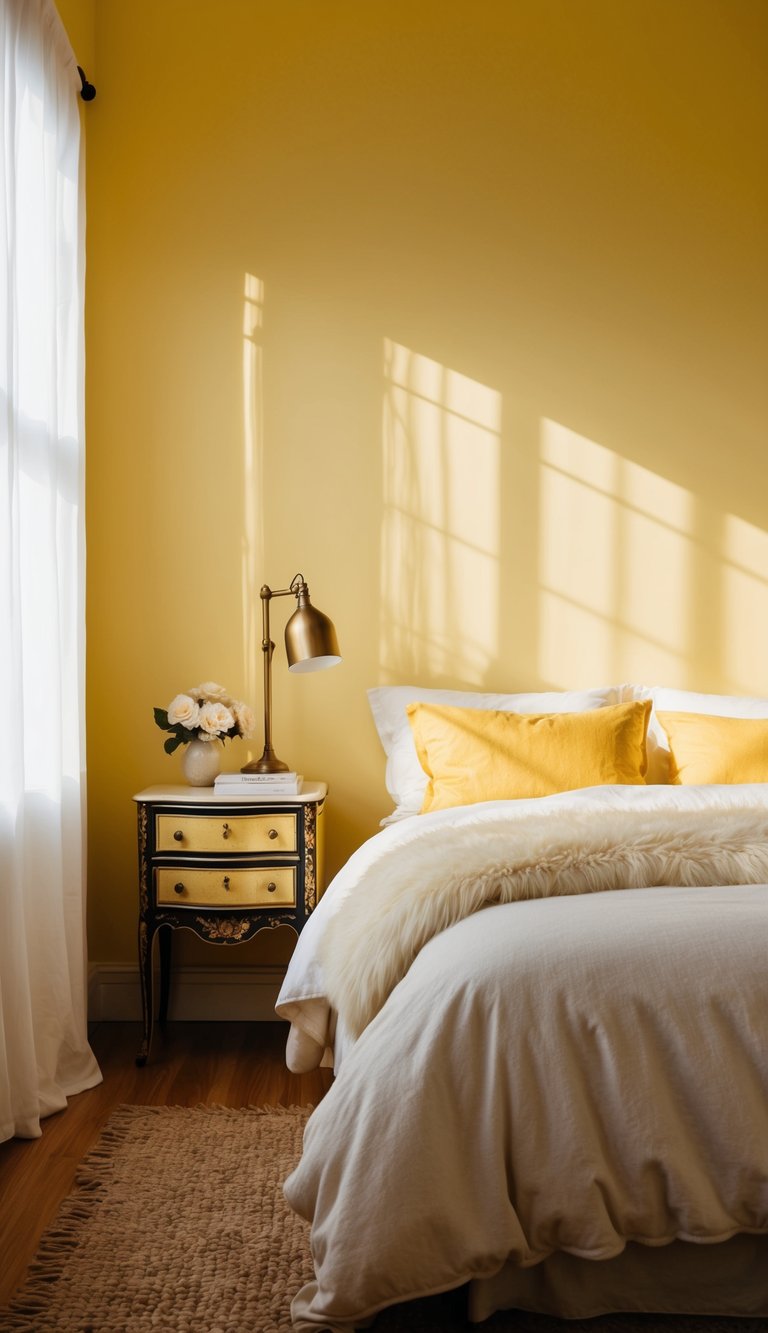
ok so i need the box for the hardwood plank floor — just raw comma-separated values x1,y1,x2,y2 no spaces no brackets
0,1020,333,1307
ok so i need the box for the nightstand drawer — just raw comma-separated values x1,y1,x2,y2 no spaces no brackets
156,865,296,907
156,811,297,854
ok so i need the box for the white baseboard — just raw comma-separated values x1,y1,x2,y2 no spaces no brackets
88,963,287,1022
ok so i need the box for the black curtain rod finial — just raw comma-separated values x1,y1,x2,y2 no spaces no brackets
77,66,96,101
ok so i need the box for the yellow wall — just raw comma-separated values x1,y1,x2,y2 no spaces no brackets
75,0,766,966
55,0,95,78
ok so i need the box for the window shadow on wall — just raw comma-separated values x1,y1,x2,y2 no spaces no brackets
538,419,768,695
379,344,768,698
380,338,502,687
241,273,266,737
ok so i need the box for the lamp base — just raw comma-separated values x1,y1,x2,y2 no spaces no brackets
241,747,290,774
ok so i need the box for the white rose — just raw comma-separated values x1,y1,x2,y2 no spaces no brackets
198,701,235,737
196,681,232,704
232,701,255,739
167,694,201,729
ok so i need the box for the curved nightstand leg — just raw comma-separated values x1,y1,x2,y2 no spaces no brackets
158,924,173,1028
136,919,155,1066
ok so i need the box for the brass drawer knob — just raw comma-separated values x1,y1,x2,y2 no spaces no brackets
223,876,231,891
267,881,277,893
174,882,185,895
268,828,278,840
173,830,183,842
222,823,230,839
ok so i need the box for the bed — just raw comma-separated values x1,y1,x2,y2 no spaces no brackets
275,682,768,1331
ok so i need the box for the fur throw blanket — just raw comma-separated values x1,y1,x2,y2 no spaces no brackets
319,802,768,1039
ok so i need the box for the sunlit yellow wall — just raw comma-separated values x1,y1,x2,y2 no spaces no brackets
78,0,766,966
55,0,95,76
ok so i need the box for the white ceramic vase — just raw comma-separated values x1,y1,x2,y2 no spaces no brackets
181,738,221,787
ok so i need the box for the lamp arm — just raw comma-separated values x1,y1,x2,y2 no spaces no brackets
259,578,304,755
241,574,321,775
242,583,295,773
261,573,308,601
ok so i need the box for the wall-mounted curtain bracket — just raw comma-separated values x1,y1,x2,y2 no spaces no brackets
77,66,96,101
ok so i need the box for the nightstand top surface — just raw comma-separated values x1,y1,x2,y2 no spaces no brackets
133,781,327,804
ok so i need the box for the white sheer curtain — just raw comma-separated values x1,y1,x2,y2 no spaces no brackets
0,0,101,1141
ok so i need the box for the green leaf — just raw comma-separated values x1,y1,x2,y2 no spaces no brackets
164,734,183,754
154,707,170,730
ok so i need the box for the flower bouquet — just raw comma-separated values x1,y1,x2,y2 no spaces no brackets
154,682,255,753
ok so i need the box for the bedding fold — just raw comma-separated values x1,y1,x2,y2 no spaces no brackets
276,784,768,1067
279,785,768,1328
286,882,768,1327
318,793,768,1039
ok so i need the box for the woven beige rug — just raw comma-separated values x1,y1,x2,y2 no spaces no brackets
2,1104,766,1333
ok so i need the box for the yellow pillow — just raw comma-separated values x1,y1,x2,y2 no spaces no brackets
656,711,768,785
407,699,651,813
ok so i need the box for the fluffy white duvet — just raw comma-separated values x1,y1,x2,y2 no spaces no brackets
276,785,768,1331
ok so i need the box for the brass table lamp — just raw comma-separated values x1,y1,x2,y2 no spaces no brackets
242,572,341,774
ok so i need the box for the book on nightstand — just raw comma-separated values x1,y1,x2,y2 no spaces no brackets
213,772,303,795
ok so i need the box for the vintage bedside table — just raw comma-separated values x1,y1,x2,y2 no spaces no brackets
132,782,327,1065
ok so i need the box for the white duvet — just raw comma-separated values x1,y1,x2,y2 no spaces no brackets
276,785,768,1331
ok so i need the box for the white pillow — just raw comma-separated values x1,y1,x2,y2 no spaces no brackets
368,683,625,822
622,685,768,784
650,686,768,718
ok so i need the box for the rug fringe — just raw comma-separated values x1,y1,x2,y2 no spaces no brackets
0,1103,312,1329
112,1101,314,1114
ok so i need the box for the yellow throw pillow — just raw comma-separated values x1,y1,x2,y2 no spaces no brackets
656,711,768,785
407,699,651,813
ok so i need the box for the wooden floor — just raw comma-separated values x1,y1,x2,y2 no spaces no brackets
0,1020,333,1307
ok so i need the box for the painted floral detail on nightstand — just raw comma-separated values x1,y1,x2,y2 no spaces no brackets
304,804,317,912
194,915,252,942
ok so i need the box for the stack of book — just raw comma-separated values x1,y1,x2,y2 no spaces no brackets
213,771,303,796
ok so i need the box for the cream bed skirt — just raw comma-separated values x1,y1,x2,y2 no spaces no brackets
468,1235,768,1322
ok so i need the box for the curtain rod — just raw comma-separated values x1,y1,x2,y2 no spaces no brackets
77,66,96,101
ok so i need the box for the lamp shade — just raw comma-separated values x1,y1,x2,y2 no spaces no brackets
285,600,341,673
